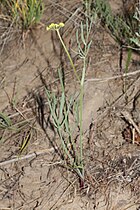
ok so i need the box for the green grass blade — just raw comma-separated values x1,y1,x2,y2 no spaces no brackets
0,112,12,129
125,49,132,73
19,129,32,154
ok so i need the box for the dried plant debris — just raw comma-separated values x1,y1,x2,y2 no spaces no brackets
122,91,140,145
132,90,140,124
123,126,140,145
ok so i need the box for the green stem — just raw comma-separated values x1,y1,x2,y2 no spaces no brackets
56,29,80,82
79,84,84,172
58,128,73,164
78,56,87,178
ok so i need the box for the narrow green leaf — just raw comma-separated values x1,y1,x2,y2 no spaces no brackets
125,49,132,73
0,112,12,129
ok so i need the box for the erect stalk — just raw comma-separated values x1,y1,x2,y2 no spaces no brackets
56,29,80,82
79,56,86,178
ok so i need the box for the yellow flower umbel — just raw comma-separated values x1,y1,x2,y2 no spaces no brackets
46,22,80,82
46,22,64,31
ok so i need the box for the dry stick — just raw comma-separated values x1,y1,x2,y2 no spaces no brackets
0,76,5,87
121,110,140,135
132,128,135,144
85,69,140,82
0,148,55,167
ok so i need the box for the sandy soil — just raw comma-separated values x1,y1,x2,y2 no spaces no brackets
0,0,140,210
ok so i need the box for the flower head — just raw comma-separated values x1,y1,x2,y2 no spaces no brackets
46,22,65,31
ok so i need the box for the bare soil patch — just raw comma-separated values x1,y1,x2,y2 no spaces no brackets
0,1,140,209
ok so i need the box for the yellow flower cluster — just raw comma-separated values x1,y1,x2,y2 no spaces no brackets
46,22,65,31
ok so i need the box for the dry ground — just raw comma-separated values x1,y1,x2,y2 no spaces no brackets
0,0,140,210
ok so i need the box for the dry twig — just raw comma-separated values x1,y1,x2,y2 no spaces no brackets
0,148,55,166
